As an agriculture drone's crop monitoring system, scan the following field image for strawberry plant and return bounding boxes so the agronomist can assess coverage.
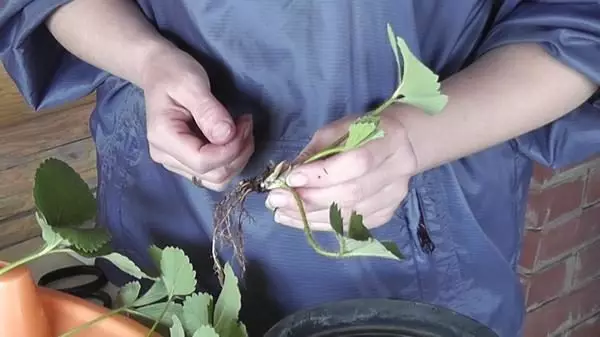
[0,23,448,336]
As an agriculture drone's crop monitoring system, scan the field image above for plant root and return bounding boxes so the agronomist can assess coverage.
[211,164,275,284]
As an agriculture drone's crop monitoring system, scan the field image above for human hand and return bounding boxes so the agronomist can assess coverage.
[140,46,254,191]
[265,110,417,231]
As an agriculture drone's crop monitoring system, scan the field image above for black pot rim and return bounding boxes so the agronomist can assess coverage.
[264,298,499,337]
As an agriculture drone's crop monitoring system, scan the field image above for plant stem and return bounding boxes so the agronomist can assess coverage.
[303,146,345,164]
[124,308,157,322]
[145,297,173,337]
[302,96,398,165]
[58,307,126,337]
[287,187,339,258]
[0,242,67,277]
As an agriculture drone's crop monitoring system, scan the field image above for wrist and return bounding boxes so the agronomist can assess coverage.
[386,106,421,176]
[136,39,179,88]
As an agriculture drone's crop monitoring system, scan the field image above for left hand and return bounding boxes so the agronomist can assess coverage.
[265,109,418,231]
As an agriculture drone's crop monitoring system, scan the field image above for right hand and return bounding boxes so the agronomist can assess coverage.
[140,44,254,191]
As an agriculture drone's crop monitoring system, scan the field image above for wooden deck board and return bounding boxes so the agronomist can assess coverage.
[0,66,95,129]
[0,65,97,248]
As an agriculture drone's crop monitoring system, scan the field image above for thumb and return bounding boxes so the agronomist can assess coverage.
[171,79,235,145]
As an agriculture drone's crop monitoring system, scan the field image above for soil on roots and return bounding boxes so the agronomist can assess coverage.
[211,164,274,277]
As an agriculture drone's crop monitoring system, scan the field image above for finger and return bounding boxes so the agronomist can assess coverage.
[286,143,392,189]
[162,163,194,181]
[149,145,197,178]
[276,205,396,232]
[361,207,396,229]
[170,76,236,144]
[163,162,230,192]
[296,166,406,211]
[193,114,253,171]
[149,113,252,174]
[200,130,255,185]
[267,162,405,212]
[273,211,331,231]
[277,182,406,223]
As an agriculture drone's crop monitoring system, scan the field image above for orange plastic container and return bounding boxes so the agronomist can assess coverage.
[0,261,159,337]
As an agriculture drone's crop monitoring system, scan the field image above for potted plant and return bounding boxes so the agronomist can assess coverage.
[0,23,499,337]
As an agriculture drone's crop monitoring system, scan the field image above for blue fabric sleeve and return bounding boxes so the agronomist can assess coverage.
[476,1,600,169]
[0,0,107,111]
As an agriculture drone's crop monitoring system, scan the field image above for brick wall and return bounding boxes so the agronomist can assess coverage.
[521,158,600,337]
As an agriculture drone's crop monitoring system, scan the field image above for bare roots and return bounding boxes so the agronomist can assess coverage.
[210,163,279,284]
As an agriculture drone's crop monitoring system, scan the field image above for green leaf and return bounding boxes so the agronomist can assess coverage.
[394,36,447,114]
[387,23,402,84]
[381,241,404,259]
[119,281,141,306]
[101,252,155,280]
[160,246,196,297]
[71,241,114,258]
[182,292,213,334]
[135,301,183,327]
[132,280,168,307]
[328,203,344,236]
[54,227,111,253]
[343,115,385,151]
[347,212,371,241]
[339,211,403,261]
[35,212,65,247]
[192,325,221,337]
[169,315,186,337]
[33,158,96,228]
[213,263,243,337]
[236,322,249,337]
[148,245,163,268]
[343,238,403,260]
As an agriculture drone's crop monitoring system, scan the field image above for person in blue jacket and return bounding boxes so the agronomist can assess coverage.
[1,1,599,336]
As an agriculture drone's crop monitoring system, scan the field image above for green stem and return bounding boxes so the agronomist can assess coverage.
[303,146,345,164]
[288,188,339,258]
[0,242,67,277]
[371,94,398,116]
[145,297,172,337]
[124,308,158,323]
[302,95,398,165]
[58,306,127,337]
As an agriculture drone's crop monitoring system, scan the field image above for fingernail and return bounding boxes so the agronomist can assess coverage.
[243,124,252,139]
[266,192,287,208]
[212,122,233,141]
[286,172,307,187]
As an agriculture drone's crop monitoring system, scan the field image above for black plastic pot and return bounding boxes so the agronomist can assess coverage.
[264,299,499,337]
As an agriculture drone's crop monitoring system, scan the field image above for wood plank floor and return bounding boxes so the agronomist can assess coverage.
[0,66,97,249]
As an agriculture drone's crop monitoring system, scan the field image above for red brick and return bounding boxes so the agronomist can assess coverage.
[520,276,531,306]
[576,239,600,284]
[538,217,581,264]
[527,259,568,307]
[532,164,560,186]
[579,204,600,241]
[520,229,541,270]
[536,206,600,265]
[566,314,600,337]
[527,177,585,227]
[524,297,570,337]
[586,169,600,205]
[532,163,589,187]
[524,277,600,337]
[574,279,600,325]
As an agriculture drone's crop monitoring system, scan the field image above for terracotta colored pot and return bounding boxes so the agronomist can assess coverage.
[0,261,159,337]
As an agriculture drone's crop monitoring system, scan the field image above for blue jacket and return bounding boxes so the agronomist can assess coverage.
[2,1,600,336]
